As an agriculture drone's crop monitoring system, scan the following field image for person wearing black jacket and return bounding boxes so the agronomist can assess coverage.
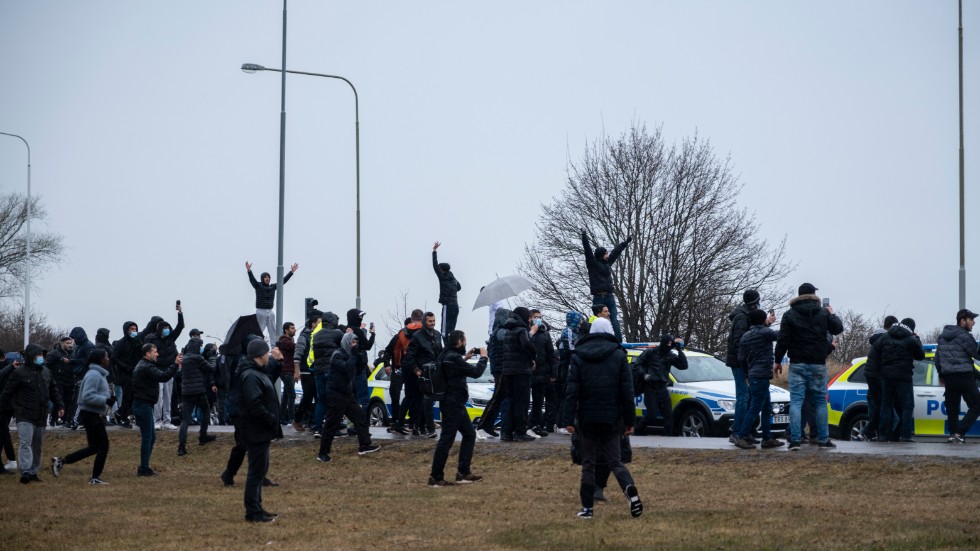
[563,318,642,519]
[310,312,343,435]
[634,335,688,436]
[733,309,784,449]
[238,339,283,523]
[936,309,980,443]
[869,318,924,442]
[529,311,557,436]
[498,307,538,441]
[291,311,321,431]
[346,308,376,409]
[580,229,632,343]
[724,290,774,442]
[177,338,217,456]
[131,343,180,477]
[246,260,299,345]
[476,307,513,439]
[0,344,64,483]
[143,307,185,429]
[404,312,444,437]
[45,337,75,427]
[856,316,899,441]
[0,359,18,474]
[316,333,380,462]
[111,322,142,429]
[773,283,844,449]
[432,242,462,341]
[428,331,487,487]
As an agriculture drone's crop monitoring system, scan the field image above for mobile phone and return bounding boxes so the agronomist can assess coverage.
[822,298,830,308]
[369,322,375,330]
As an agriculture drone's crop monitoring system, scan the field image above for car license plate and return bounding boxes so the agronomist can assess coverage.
[773,415,789,424]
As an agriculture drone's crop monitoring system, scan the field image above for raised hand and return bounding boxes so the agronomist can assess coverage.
[245,261,252,271]
[433,241,441,251]
[290,263,299,273]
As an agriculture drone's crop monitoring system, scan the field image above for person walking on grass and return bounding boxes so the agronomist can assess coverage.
[432,242,462,341]
[936,309,980,444]
[52,349,114,484]
[131,343,180,477]
[580,229,632,342]
[176,337,217,457]
[246,260,299,344]
[428,330,488,487]
[734,309,784,450]
[563,318,643,520]
[0,344,64,484]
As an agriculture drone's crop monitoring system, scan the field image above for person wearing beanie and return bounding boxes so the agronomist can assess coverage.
[733,309,784,450]
[497,307,537,441]
[856,315,899,442]
[936,309,980,443]
[774,283,843,449]
[633,333,688,436]
[245,260,300,345]
[0,344,64,483]
[432,242,462,341]
[724,289,775,444]
[238,337,282,522]
[868,317,923,442]
[580,229,632,343]
[316,332,380,463]
[176,337,217,456]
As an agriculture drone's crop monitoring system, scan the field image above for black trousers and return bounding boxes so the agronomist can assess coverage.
[318,390,371,456]
[502,374,531,436]
[478,374,507,431]
[1,410,14,462]
[441,303,460,343]
[578,422,634,509]
[117,378,134,420]
[225,422,247,478]
[56,383,75,424]
[945,373,980,435]
[295,373,315,426]
[64,410,109,479]
[179,393,211,446]
[863,374,882,438]
[530,380,556,428]
[401,372,422,429]
[430,400,475,481]
[244,442,270,516]
[639,383,673,433]
[389,371,403,425]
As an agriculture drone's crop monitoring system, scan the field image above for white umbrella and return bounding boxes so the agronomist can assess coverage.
[472,275,534,310]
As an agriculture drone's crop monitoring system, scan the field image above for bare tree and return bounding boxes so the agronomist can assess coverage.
[521,124,793,353]
[830,309,874,365]
[0,305,65,354]
[0,193,64,298]
[382,289,413,346]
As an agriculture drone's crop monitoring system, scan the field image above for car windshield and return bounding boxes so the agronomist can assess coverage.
[467,365,494,384]
[672,355,734,383]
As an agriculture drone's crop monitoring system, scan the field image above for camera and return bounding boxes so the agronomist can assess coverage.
[470,347,482,356]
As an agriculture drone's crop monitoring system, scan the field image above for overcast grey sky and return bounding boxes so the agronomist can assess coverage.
[0,1,977,348]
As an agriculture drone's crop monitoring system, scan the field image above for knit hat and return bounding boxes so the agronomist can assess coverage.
[594,246,608,259]
[590,318,614,335]
[247,339,270,358]
[900,318,916,331]
[743,289,760,305]
[749,308,768,326]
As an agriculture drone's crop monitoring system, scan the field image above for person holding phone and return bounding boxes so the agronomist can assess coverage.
[346,309,375,412]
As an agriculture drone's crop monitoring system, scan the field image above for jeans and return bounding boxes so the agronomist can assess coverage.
[862,374,882,439]
[178,393,211,446]
[638,383,673,434]
[64,410,110,479]
[738,378,773,440]
[880,379,914,441]
[154,380,173,424]
[15,421,45,475]
[132,400,156,469]
[788,363,829,443]
[244,442,270,517]
[255,308,277,345]
[279,373,296,424]
[313,371,329,431]
[318,391,372,456]
[578,421,634,509]
[591,294,622,342]
[944,372,980,436]
[430,400,476,481]
[502,374,531,436]
[729,367,750,436]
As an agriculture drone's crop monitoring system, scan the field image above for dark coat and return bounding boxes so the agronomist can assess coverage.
[45,344,75,387]
[293,327,313,373]
[180,340,215,396]
[562,332,635,427]
[69,327,95,379]
[439,347,488,405]
[935,324,980,376]
[310,314,344,374]
[497,313,534,376]
[531,323,557,383]
[248,270,292,309]
[237,358,282,444]
[404,327,443,373]
[325,347,359,394]
[0,364,14,413]
[277,334,296,376]
[132,358,178,404]
[0,346,64,426]
[738,326,778,380]
[862,329,888,379]
[143,313,185,368]
[725,304,754,368]
[432,251,461,305]
[111,321,143,384]
[581,231,630,296]
[869,324,925,383]
[774,294,844,365]
[635,346,688,385]
[347,309,375,374]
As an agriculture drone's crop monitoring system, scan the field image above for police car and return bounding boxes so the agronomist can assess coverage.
[828,345,980,440]
[366,363,492,426]
[625,345,790,437]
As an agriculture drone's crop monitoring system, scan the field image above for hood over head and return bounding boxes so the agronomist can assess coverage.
[562,311,584,350]
[156,320,172,334]
[346,309,365,329]
[574,331,621,361]
[887,323,914,340]
[122,321,138,336]
[24,343,46,362]
[494,308,512,328]
[341,332,357,355]
[260,272,271,283]
[95,328,111,345]
[594,246,607,260]
[184,337,204,355]
[322,311,340,329]
[69,327,89,343]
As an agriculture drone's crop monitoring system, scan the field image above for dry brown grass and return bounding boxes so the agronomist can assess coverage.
[5,430,980,550]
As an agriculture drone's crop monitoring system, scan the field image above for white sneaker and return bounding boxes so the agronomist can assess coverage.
[154,423,163,430]
[165,423,179,430]
[525,429,540,439]
[475,429,489,440]
[556,428,569,435]
[4,460,16,470]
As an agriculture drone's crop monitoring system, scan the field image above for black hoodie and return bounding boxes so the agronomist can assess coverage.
[562,332,635,426]
[346,309,375,374]
[869,324,924,383]
[432,251,461,305]
[111,321,143,383]
[311,312,344,374]
[581,231,631,296]
[143,313,185,368]
[69,327,95,379]
[248,270,293,309]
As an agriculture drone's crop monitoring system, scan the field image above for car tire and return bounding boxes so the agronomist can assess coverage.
[842,412,869,441]
[677,409,709,438]
[367,400,388,427]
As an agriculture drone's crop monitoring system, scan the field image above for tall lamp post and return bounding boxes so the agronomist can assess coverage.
[0,132,31,347]
[958,0,967,309]
[241,63,362,310]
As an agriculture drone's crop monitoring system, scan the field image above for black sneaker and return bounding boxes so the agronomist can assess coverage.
[576,508,594,519]
[428,476,455,488]
[358,444,381,455]
[391,425,410,435]
[455,472,483,484]
[513,434,536,442]
[761,439,785,449]
[899,437,917,443]
[818,439,837,448]
[625,485,643,518]
[30,474,41,482]
[260,510,278,518]
[137,467,158,477]
[788,441,801,451]
[177,445,187,456]
[734,437,756,449]
[485,428,499,438]
[262,478,279,487]
[948,434,966,444]
[245,512,276,523]
[199,434,217,445]
[499,433,514,442]
[593,487,607,502]
[532,426,549,437]
[317,454,332,463]
[89,478,109,485]
[313,431,321,439]
[20,473,31,484]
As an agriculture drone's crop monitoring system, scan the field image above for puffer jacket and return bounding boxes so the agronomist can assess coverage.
[531,323,557,383]
[774,294,844,365]
[180,338,215,396]
[725,304,754,368]
[0,344,64,425]
[132,358,178,404]
[248,270,293,309]
[862,329,888,379]
[432,251,461,305]
[497,313,534,376]
[562,332,635,426]
[77,364,111,414]
[869,324,925,382]
[69,327,95,378]
[237,357,282,444]
[347,309,375,374]
[488,308,511,376]
[310,312,343,374]
[738,325,778,380]
[935,324,980,376]
[325,334,360,394]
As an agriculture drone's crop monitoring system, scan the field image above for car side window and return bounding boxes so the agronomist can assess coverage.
[912,360,938,387]
[374,368,389,381]
[849,364,867,384]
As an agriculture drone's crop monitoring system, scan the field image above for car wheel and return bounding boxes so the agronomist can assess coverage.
[843,412,869,441]
[678,409,709,437]
[367,401,388,427]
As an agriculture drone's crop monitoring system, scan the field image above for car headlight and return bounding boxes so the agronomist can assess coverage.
[772,402,788,414]
[470,398,488,407]
[717,400,736,412]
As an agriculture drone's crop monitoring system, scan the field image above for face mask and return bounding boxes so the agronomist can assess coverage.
[162,328,171,337]
[34,357,44,366]
[129,331,138,339]
[533,318,543,326]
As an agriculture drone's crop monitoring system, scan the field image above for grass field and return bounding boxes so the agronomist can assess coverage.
[4,429,980,550]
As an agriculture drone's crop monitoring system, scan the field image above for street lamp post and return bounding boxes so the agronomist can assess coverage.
[242,63,362,310]
[958,0,967,309]
[0,132,31,347]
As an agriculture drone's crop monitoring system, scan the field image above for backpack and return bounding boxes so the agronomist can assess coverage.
[419,351,449,400]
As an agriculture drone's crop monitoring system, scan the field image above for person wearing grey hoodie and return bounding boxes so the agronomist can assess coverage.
[52,349,114,484]
[316,332,380,462]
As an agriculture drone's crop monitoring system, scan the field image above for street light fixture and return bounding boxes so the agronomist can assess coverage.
[0,132,32,347]
[241,63,363,310]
